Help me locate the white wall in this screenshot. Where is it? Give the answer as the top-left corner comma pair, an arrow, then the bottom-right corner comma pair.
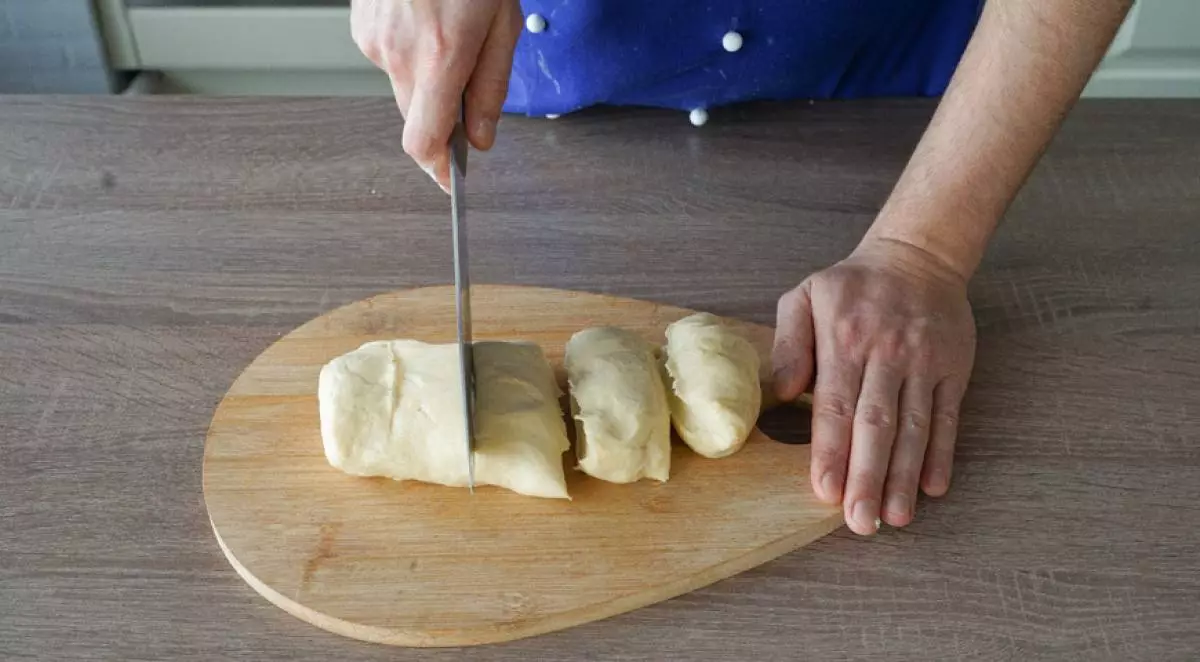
99,0 -> 1200,98
1086,0 -> 1200,98
0,0 -> 115,93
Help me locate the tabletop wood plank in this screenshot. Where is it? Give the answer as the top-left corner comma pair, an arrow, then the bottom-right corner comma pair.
1,97 -> 1198,661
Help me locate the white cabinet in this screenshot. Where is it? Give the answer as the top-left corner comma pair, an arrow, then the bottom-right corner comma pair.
97,2 -> 387,95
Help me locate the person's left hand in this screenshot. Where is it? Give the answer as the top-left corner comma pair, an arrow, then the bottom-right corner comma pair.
772,237 -> 977,535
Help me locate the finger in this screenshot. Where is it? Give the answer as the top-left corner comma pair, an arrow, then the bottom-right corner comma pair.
808,329 -> 862,507
772,283 -> 815,402
464,3 -> 521,150
389,74 -> 452,193
405,45 -> 480,194
843,361 -> 902,535
921,378 -> 966,497
404,85 -> 456,193
388,73 -> 412,119
882,378 -> 933,527
378,37 -> 451,193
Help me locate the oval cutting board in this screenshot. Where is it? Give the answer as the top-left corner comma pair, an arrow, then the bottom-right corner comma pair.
203,285 -> 843,647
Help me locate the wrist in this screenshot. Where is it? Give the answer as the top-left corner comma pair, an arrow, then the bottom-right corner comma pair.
851,234 -> 971,293
863,205 -> 994,282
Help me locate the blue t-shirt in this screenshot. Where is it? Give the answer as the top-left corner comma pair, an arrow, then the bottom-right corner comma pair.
504,0 -> 983,116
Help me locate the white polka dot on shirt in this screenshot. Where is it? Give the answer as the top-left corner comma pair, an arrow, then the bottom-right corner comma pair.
722,31 -> 743,53
525,14 -> 547,34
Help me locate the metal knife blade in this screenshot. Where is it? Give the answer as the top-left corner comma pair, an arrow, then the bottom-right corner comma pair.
449,104 -> 476,492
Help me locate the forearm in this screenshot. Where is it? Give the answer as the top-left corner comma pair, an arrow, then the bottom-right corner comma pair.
867,0 -> 1132,280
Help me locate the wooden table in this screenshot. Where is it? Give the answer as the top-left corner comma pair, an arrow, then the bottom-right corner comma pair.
2,97 -> 1198,661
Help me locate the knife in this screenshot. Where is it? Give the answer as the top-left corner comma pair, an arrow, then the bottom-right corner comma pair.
449,102 -> 477,492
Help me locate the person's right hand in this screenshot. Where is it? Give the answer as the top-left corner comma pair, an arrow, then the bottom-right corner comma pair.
351,0 -> 522,192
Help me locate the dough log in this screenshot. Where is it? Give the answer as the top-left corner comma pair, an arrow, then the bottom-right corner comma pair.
318,339 -> 571,499
663,312 -> 762,458
565,327 -> 671,483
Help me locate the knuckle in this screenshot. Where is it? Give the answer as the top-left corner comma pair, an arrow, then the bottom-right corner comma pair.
905,320 -> 932,346
362,43 -> 383,65
812,446 -> 848,469
351,28 -> 375,54
402,129 -> 438,162
933,408 -> 960,431
899,408 -> 930,433
906,324 -> 936,365
882,329 -> 907,359
422,27 -> 457,65
855,402 -> 896,431
814,393 -> 856,424
351,25 -> 382,64
834,318 -> 864,351
777,286 -> 806,315
912,344 -> 936,369
381,48 -> 409,78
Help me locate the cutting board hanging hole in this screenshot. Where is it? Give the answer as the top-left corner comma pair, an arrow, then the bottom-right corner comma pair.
757,401 -> 813,445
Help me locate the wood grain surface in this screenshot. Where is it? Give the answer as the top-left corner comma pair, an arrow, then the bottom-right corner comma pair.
1,97 -> 1199,661
205,285 -> 841,646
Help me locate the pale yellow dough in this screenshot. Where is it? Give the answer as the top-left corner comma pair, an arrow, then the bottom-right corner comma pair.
663,312 -> 762,458
317,339 -> 570,499
565,327 -> 671,483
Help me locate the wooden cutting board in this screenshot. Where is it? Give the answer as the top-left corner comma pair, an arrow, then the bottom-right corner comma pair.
203,285 -> 843,647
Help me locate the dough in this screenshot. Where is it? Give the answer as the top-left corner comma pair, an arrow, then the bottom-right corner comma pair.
318,339 -> 570,499
565,327 -> 671,483
663,312 -> 762,458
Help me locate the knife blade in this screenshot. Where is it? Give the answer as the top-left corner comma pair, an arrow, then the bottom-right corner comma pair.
449,105 -> 476,492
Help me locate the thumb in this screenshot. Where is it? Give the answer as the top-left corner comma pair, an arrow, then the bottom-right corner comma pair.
772,282 -> 816,402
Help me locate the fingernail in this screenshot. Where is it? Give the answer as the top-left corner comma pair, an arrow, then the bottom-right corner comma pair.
851,500 -> 879,533
886,492 -> 911,519
819,471 -> 839,501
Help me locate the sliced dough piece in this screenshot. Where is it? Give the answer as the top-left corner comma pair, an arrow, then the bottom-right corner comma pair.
318,339 -> 570,499
565,327 -> 671,483
664,312 -> 762,458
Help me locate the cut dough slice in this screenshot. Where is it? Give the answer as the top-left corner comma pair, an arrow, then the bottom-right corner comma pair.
663,312 -> 762,458
565,327 -> 671,483
318,339 -> 570,499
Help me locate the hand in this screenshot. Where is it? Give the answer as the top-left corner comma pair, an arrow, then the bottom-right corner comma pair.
351,0 -> 522,191
772,237 -> 977,535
